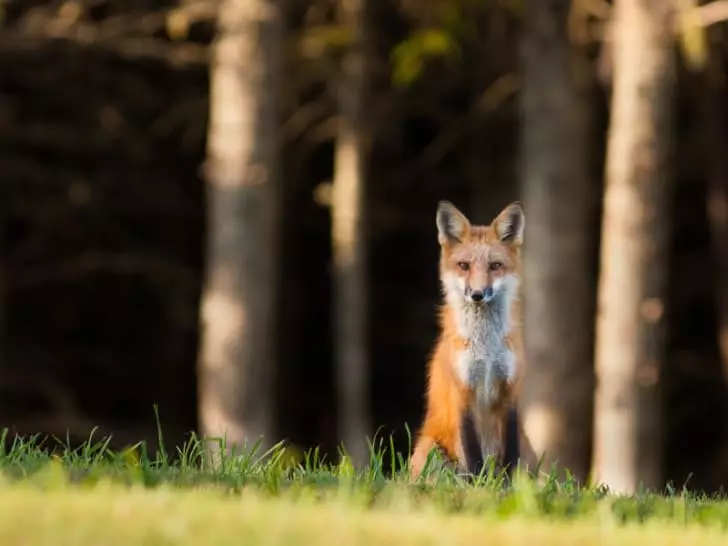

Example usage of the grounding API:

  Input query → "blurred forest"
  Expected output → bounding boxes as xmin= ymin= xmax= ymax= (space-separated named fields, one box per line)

xmin=1 ymin=0 xmax=728 ymax=494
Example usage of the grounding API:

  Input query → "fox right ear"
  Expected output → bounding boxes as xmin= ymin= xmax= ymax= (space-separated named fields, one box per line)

xmin=493 ymin=201 xmax=525 ymax=246
xmin=436 ymin=201 xmax=471 ymax=245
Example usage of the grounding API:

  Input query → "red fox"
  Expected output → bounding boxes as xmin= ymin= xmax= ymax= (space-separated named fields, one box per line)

xmin=410 ymin=200 xmax=525 ymax=478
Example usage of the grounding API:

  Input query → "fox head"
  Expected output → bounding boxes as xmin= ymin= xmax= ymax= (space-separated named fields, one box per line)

xmin=436 ymin=200 xmax=525 ymax=307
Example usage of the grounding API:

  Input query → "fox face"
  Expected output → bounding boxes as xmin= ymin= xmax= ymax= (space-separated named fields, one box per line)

xmin=436 ymin=201 xmax=525 ymax=307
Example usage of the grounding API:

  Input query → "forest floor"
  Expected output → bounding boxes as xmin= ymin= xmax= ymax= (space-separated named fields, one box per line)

xmin=0 ymin=429 xmax=727 ymax=545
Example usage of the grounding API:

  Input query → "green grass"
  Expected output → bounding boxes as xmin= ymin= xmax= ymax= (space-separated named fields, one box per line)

xmin=0 ymin=427 xmax=727 ymax=545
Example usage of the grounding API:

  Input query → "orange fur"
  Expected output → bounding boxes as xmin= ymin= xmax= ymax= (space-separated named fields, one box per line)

xmin=410 ymin=201 xmax=525 ymax=479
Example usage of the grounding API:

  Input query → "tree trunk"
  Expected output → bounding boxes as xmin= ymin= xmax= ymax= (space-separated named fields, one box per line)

xmin=519 ymin=0 xmax=596 ymax=482
xmin=197 ymin=0 xmax=282 ymax=460
xmin=332 ymin=0 xmax=371 ymax=469
xmin=592 ymin=0 xmax=675 ymax=494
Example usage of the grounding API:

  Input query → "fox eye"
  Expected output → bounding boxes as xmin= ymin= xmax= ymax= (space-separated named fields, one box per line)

xmin=457 ymin=261 xmax=470 ymax=271
xmin=489 ymin=261 xmax=503 ymax=271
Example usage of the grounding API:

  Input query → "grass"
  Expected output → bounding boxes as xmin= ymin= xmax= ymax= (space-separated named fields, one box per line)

xmin=0 ymin=426 xmax=727 ymax=545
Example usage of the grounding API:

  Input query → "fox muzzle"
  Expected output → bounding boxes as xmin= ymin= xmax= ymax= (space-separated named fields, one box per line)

xmin=468 ymin=286 xmax=494 ymax=303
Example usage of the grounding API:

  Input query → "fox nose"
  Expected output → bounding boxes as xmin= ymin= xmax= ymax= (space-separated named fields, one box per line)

xmin=470 ymin=287 xmax=493 ymax=303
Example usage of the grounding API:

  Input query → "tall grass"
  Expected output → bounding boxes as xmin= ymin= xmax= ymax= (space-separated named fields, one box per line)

xmin=1 ymin=423 xmax=727 ymax=531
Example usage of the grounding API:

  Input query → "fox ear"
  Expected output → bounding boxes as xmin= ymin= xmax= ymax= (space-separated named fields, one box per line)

xmin=436 ymin=201 xmax=471 ymax=245
xmin=493 ymin=201 xmax=525 ymax=246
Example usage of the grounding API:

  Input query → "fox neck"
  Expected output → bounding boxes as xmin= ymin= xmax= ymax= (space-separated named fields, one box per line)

xmin=442 ymin=277 xmax=517 ymax=341
xmin=441 ymin=276 xmax=519 ymax=392
xmin=446 ymin=292 xmax=512 ymax=351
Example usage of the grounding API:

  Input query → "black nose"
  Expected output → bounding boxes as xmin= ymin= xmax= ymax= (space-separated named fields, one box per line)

xmin=471 ymin=291 xmax=484 ymax=302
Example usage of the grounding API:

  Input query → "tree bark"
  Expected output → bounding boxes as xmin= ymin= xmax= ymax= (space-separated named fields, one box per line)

xmin=592 ymin=0 xmax=675 ymax=494
xmin=197 ymin=0 xmax=282 ymax=459
xmin=332 ymin=0 xmax=371 ymax=469
xmin=519 ymin=0 xmax=596 ymax=482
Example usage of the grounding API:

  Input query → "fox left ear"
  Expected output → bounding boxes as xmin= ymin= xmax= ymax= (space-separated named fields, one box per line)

xmin=436 ymin=200 xmax=471 ymax=245
xmin=493 ymin=201 xmax=525 ymax=246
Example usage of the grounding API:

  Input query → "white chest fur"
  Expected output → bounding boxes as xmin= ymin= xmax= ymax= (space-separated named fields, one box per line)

xmin=453 ymin=297 xmax=516 ymax=407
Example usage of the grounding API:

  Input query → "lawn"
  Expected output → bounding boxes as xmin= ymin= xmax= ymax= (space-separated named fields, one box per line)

xmin=0 ymin=429 xmax=726 ymax=545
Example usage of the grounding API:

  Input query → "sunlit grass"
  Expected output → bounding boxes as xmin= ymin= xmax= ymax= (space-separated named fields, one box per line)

xmin=1 ymin=482 xmax=726 ymax=546
xmin=0 ymin=421 xmax=727 ymax=545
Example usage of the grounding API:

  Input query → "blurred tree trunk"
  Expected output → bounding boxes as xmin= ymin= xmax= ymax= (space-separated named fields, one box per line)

xmin=519 ymin=0 xmax=596 ymax=482
xmin=332 ymin=0 xmax=371 ymax=469
xmin=197 ymin=0 xmax=282 ymax=459
xmin=592 ymin=0 xmax=675 ymax=494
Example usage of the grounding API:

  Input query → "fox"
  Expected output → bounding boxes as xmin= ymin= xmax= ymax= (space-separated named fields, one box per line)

xmin=410 ymin=200 xmax=526 ymax=479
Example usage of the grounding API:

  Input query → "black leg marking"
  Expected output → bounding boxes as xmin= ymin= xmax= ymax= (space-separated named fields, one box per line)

xmin=459 ymin=409 xmax=484 ymax=477
xmin=503 ymin=406 xmax=520 ymax=477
